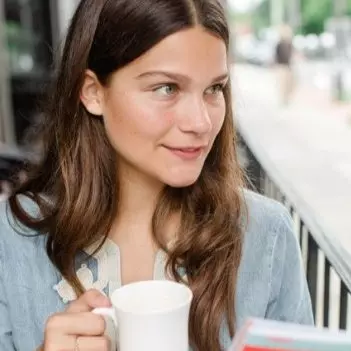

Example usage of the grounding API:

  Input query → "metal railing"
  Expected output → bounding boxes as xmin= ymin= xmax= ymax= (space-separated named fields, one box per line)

xmin=239 ymin=133 xmax=351 ymax=330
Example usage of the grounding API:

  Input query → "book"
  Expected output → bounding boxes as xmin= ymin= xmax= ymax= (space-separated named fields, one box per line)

xmin=228 ymin=318 xmax=351 ymax=351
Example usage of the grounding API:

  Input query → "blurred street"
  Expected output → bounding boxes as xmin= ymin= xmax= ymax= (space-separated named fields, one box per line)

xmin=233 ymin=62 xmax=351 ymax=255
xmin=233 ymin=62 xmax=351 ymax=329
xmin=295 ymin=59 xmax=351 ymax=104
xmin=233 ymin=61 xmax=351 ymax=119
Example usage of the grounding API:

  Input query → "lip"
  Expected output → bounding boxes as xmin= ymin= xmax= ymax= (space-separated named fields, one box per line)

xmin=163 ymin=145 xmax=206 ymax=160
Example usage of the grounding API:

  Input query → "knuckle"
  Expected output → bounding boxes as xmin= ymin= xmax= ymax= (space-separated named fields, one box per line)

xmin=45 ymin=314 xmax=61 ymax=331
xmin=100 ymin=336 xmax=111 ymax=351
xmin=95 ymin=315 xmax=106 ymax=333
xmin=86 ymin=288 xmax=100 ymax=296
xmin=84 ymin=288 xmax=101 ymax=300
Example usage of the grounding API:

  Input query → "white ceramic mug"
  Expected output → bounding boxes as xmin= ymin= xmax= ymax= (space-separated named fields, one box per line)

xmin=93 ymin=280 xmax=193 ymax=351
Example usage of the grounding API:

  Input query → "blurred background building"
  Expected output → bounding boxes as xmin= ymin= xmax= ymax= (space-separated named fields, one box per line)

xmin=0 ymin=0 xmax=78 ymax=146
xmin=228 ymin=0 xmax=351 ymax=333
xmin=229 ymin=0 xmax=351 ymax=101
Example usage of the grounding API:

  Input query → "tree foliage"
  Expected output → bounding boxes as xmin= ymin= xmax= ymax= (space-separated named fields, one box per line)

xmin=300 ymin=0 xmax=333 ymax=34
xmin=249 ymin=0 xmax=351 ymax=34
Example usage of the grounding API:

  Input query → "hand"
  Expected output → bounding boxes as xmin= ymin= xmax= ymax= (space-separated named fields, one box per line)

xmin=39 ymin=289 xmax=112 ymax=351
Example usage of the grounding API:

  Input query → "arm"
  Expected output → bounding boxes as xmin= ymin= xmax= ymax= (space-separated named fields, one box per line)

xmin=0 ymin=232 xmax=15 ymax=350
xmin=265 ymin=207 xmax=314 ymax=325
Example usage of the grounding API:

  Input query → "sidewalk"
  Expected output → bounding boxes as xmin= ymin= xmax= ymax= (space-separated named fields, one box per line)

xmin=232 ymin=63 xmax=351 ymax=258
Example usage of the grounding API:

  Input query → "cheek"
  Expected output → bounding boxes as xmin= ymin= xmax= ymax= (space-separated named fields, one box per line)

xmin=129 ymin=106 xmax=176 ymax=136
xmin=103 ymin=97 xmax=176 ymax=142
xmin=162 ymin=110 xmax=176 ymax=125
xmin=210 ymin=105 xmax=226 ymax=135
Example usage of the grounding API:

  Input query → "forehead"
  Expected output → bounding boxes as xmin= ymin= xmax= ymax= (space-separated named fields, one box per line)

xmin=120 ymin=26 xmax=228 ymax=80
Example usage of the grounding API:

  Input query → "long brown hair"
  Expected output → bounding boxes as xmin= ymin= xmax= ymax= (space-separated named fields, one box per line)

xmin=9 ymin=0 xmax=246 ymax=349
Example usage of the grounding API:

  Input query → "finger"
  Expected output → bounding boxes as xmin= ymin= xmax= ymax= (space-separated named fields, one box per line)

xmin=66 ymin=289 xmax=111 ymax=313
xmin=43 ymin=334 xmax=75 ymax=351
xmin=46 ymin=312 xmax=106 ymax=336
xmin=76 ymin=336 xmax=111 ymax=351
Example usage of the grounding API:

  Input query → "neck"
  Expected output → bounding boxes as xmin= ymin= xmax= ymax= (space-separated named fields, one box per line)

xmin=109 ymin=163 xmax=165 ymax=244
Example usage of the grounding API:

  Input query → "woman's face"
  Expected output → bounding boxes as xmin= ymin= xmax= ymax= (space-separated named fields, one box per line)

xmin=82 ymin=26 xmax=228 ymax=188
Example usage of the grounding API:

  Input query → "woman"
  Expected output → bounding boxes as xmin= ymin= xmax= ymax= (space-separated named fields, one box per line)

xmin=275 ymin=24 xmax=295 ymax=106
xmin=0 ymin=0 xmax=313 ymax=350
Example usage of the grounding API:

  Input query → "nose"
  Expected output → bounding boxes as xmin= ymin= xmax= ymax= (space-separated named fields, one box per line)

xmin=177 ymin=96 xmax=212 ymax=135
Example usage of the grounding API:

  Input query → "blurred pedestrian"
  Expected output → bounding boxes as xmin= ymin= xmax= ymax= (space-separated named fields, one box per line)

xmin=0 ymin=1 xmax=313 ymax=351
xmin=275 ymin=24 xmax=294 ymax=105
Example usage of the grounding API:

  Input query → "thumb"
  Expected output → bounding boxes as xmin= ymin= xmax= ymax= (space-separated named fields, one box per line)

xmin=66 ymin=289 xmax=111 ymax=313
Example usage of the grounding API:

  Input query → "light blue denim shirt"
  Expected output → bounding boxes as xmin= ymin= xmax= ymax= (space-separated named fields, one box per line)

xmin=0 ymin=190 xmax=313 ymax=351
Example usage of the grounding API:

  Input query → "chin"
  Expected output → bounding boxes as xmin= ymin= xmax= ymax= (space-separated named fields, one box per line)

xmin=163 ymin=174 xmax=201 ymax=188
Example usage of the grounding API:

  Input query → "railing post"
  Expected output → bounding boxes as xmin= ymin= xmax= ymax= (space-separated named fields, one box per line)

xmin=238 ymin=134 xmax=263 ymax=193
xmin=306 ymin=234 xmax=319 ymax=318
xmin=339 ymin=282 xmax=349 ymax=329
xmin=323 ymin=260 xmax=331 ymax=327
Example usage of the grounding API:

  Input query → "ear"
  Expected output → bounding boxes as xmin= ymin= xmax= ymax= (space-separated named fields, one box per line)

xmin=80 ymin=70 xmax=104 ymax=116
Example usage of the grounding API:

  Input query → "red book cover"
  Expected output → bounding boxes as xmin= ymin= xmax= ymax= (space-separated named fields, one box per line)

xmin=228 ymin=318 xmax=351 ymax=351
xmin=243 ymin=347 xmax=296 ymax=351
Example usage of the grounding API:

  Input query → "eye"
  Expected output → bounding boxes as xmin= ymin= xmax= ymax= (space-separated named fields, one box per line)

xmin=153 ymin=84 xmax=178 ymax=97
xmin=205 ymin=83 xmax=225 ymax=95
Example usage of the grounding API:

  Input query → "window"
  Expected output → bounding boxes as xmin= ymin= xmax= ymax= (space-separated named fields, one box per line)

xmin=4 ymin=0 xmax=52 ymax=76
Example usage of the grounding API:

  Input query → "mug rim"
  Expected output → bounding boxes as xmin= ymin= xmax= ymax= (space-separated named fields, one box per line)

xmin=110 ymin=280 xmax=193 ymax=315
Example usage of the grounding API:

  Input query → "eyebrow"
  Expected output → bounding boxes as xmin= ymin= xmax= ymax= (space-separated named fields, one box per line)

xmin=136 ymin=71 xmax=229 ymax=84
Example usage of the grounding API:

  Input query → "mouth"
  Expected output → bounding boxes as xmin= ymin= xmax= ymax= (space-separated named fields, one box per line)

xmin=163 ymin=145 xmax=206 ymax=160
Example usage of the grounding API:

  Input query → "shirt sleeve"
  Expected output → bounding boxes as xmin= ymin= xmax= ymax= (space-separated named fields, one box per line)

xmin=265 ymin=206 xmax=314 ymax=325
xmin=0 ymin=210 xmax=15 ymax=351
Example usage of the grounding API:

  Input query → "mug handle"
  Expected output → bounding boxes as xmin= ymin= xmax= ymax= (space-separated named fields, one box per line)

xmin=92 ymin=307 xmax=118 ymax=351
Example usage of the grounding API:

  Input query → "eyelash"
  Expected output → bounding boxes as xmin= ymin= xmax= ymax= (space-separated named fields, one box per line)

xmin=207 ymin=83 xmax=226 ymax=95
xmin=152 ymin=83 xmax=226 ymax=98
xmin=153 ymin=84 xmax=178 ymax=97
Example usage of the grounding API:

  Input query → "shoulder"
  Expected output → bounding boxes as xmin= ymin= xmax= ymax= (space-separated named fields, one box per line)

xmin=235 ymin=190 xmax=301 ymax=326
xmin=240 ymin=190 xmax=306 ymax=299
xmin=243 ymin=189 xmax=292 ymax=238
xmin=239 ymin=192 xmax=313 ymax=325
xmin=0 ymin=196 xmax=58 ymax=298
xmin=239 ymin=189 xmax=297 ymax=278
xmin=0 ymin=196 xmax=46 ymax=258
